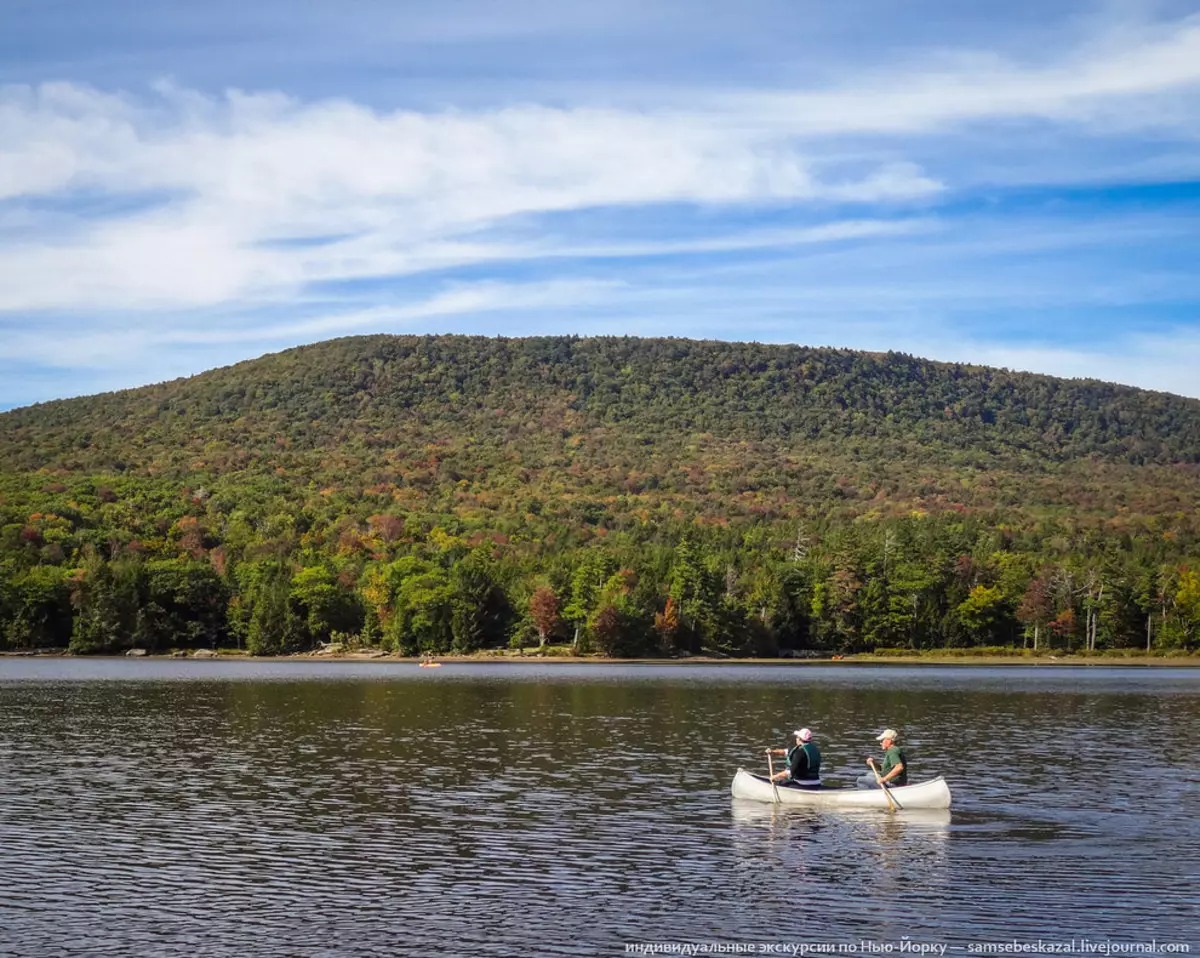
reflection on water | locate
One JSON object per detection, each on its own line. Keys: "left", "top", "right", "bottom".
{"left": 729, "top": 799, "right": 952, "bottom": 833}
{"left": 728, "top": 800, "right": 953, "bottom": 916}
{"left": 0, "top": 661, "right": 1196, "bottom": 956}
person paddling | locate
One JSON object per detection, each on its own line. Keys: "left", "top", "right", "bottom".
{"left": 769, "top": 728, "right": 822, "bottom": 787}
{"left": 867, "top": 728, "right": 908, "bottom": 787}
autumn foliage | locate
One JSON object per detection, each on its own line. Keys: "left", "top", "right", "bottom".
{"left": 0, "top": 334, "right": 1198, "bottom": 655}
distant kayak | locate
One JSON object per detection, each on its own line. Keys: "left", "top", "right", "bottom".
{"left": 419, "top": 661, "right": 442, "bottom": 668}
{"left": 731, "top": 768, "right": 952, "bottom": 809}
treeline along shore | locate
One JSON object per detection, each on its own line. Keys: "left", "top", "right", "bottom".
{"left": 1, "top": 335, "right": 1199, "bottom": 657}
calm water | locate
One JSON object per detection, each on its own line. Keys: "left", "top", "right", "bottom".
{"left": 0, "top": 661, "right": 1197, "bottom": 957}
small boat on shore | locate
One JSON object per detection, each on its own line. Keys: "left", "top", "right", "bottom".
{"left": 730, "top": 768, "right": 952, "bottom": 809}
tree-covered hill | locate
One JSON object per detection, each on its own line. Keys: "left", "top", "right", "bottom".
{"left": 5, "top": 335, "right": 1200, "bottom": 471}
{"left": 2, "top": 334, "right": 1199, "bottom": 657}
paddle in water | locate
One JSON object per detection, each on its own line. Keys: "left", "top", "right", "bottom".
{"left": 868, "top": 757, "right": 903, "bottom": 811}
{"left": 764, "top": 749, "right": 781, "bottom": 804}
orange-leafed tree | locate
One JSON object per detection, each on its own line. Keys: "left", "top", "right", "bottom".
{"left": 530, "top": 587, "right": 559, "bottom": 649}
{"left": 654, "top": 596, "right": 679, "bottom": 653}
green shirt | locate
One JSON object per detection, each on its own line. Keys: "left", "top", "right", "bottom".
{"left": 879, "top": 745, "right": 908, "bottom": 786}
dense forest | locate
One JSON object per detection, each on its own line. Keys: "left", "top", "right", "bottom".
{"left": 1, "top": 334, "right": 1199, "bottom": 657}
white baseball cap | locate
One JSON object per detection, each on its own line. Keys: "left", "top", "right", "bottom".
{"left": 794, "top": 728, "right": 813, "bottom": 742}
{"left": 876, "top": 728, "right": 899, "bottom": 742}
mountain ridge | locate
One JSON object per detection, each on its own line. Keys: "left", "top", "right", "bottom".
{"left": 8, "top": 333, "right": 1198, "bottom": 416}
{"left": 3, "top": 334, "right": 1199, "bottom": 472}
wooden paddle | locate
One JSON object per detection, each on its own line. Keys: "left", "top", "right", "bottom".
{"left": 765, "top": 748, "right": 782, "bottom": 805}
{"left": 868, "top": 758, "right": 903, "bottom": 812}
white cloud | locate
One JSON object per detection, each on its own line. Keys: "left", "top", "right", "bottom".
{"left": 165, "top": 278, "right": 623, "bottom": 345}
{"left": 3, "top": 11, "right": 1200, "bottom": 407}
{"left": 732, "top": 14, "right": 1200, "bottom": 134}
{"left": 2, "top": 15, "right": 1199, "bottom": 316}
{"left": 897, "top": 336, "right": 1200, "bottom": 400}
{"left": 0, "top": 83, "right": 946, "bottom": 312}
{"left": 0, "top": 277, "right": 620, "bottom": 368}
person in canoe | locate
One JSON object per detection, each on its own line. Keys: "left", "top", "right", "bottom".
{"left": 867, "top": 728, "right": 908, "bottom": 787}
{"left": 768, "top": 728, "right": 822, "bottom": 787}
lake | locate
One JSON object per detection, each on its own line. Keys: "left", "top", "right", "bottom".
{"left": 0, "top": 660, "right": 1197, "bottom": 957}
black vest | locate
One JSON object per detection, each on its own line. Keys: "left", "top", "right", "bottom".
{"left": 788, "top": 741, "right": 821, "bottom": 780}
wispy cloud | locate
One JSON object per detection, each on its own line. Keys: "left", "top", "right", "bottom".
{"left": 0, "top": 277, "right": 619, "bottom": 368}
{"left": 2, "top": 5, "right": 1200, "bottom": 406}
{"left": 732, "top": 14, "right": 1200, "bottom": 135}
{"left": 0, "top": 83, "right": 943, "bottom": 313}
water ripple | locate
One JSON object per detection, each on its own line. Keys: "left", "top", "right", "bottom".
{"left": 0, "top": 662, "right": 1197, "bottom": 956}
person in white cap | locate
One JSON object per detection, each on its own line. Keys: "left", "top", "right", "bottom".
{"left": 768, "top": 728, "right": 822, "bottom": 787}
{"left": 867, "top": 728, "right": 907, "bottom": 786}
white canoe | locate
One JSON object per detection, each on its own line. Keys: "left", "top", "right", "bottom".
{"left": 730, "top": 768, "right": 953, "bottom": 810}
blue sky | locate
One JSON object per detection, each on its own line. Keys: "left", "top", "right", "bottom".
{"left": 3, "top": 0, "right": 1200, "bottom": 407}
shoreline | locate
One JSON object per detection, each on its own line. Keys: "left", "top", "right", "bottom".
{"left": 2, "top": 650, "right": 1197, "bottom": 667}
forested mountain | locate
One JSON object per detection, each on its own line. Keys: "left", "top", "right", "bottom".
{"left": 2, "top": 334, "right": 1199, "bottom": 657}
